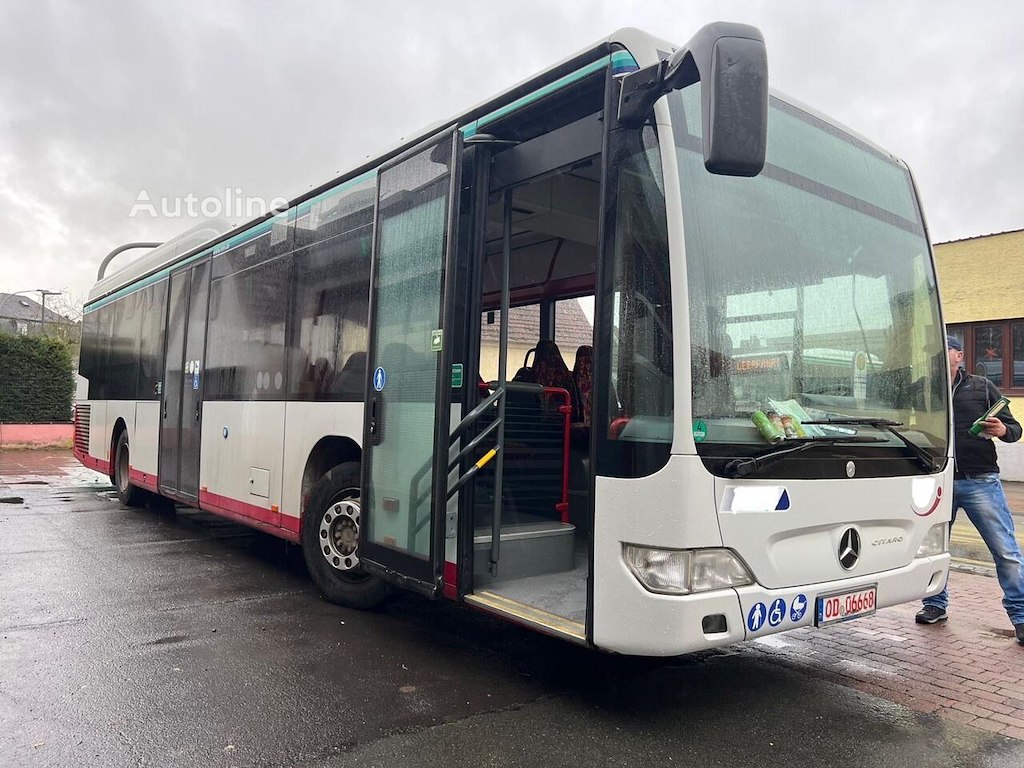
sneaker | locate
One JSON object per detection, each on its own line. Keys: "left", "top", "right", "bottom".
{"left": 1015, "top": 623, "right": 1024, "bottom": 646}
{"left": 915, "top": 605, "right": 948, "bottom": 624}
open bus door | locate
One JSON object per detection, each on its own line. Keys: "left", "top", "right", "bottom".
{"left": 358, "top": 127, "right": 462, "bottom": 596}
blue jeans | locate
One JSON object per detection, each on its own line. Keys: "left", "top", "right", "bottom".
{"left": 923, "top": 474, "right": 1024, "bottom": 625}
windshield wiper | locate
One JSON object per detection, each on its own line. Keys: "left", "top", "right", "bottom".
{"left": 723, "top": 435, "right": 885, "bottom": 478}
{"left": 802, "top": 418, "right": 941, "bottom": 473}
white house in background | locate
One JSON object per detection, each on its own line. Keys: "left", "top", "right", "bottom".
{"left": 479, "top": 299, "right": 593, "bottom": 382}
{"left": 0, "top": 292, "right": 68, "bottom": 337}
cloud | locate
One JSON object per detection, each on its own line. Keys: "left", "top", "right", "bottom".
{"left": 0, "top": 0, "right": 1022, "bottom": 302}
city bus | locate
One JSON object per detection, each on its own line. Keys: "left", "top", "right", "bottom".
{"left": 75, "top": 23, "right": 953, "bottom": 656}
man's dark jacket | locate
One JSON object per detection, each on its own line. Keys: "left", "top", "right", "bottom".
{"left": 951, "top": 369, "right": 1022, "bottom": 477}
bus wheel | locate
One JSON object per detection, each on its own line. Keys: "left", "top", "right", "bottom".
{"left": 301, "top": 462, "right": 387, "bottom": 609}
{"left": 114, "top": 431, "right": 145, "bottom": 507}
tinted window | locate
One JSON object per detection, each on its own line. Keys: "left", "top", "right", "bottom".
{"left": 87, "top": 304, "right": 115, "bottom": 399}
{"left": 137, "top": 281, "right": 167, "bottom": 400}
{"left": 595, "top": 125, "right": 673, "bottom": 478}
{"left": 211, "top": 209, "right": 293, "bottom": 279}
{"left": 289, "top": 227, "right": 371, "bottom": 400}
{"left": 80, "top": 308, "right": 99, "bottom": 390}
{"left": 109, "top": 292, "right": 143, "bottom": 399}
{"left": 294, "top": 176, "right": 375, "bottom": 249}
{"left": 206, "top": 255, "right": 291, "bottom": 400}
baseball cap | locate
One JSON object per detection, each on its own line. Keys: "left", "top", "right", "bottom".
{"left": 947, "top": 335, "right": 962, "bottom": 351}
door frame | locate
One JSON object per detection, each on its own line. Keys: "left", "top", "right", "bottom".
{"left": 358, "top": 125, "right": 463, "bottom": 596}
{"left": 158, "top": 260, "right": 210, "bottom": 502}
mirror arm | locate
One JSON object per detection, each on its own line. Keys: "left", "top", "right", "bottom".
{"left": 613, "top": 35, "right": 704, "bottom": 128}
{"left": 615, "top": 60, "right": 669, "bottom": 128}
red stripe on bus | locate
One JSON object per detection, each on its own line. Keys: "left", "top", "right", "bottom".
{"left": 281, "top": 514, "right": 301, "bottom": 536}
{"left": 77, "top": 451, "right": 111, "bottom": 475}
{"left": 128, "top": 468, "right": 159, "bottom": 492}
{"left": 443, "top": 560, "right": 458, "bottom": 600}
{"left": 198, "top": 489, "right": 299, "bottom": 543}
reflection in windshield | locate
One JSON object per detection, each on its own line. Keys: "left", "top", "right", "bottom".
{"left": 671, "top": 86, "right": 948, "bottom": 465}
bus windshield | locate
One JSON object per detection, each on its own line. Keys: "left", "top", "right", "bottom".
{"left": 672, "top": 86, "right": 948, "bottom": 468}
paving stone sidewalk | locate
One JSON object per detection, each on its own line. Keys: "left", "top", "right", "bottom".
{"left": 749, "top": 570, "right": 1024, "bottom": 739}
{"left": 751, "top": 481, "right": 1024, "bottom": 740}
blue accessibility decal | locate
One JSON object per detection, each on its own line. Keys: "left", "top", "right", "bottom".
{"left": 747, "top": 602, "right": 767, "bottom": 632}
{"left": 790, "top": 593, "right": 808, "bottom": 622}
{"left": 373, "top": 366, "right": 387, "bottom": 392}
{"left": 767, "top": 597, "right": 787, "bottom": 627}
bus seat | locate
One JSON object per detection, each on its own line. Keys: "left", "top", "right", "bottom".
{"left": 532, "top": 340, "right": 573, "bottom": 390}
{"left": 572, "top": 344, "right": 593, "bottom": 424}
{"left": 333, "top": 351, "right": 366, "bottom": 398}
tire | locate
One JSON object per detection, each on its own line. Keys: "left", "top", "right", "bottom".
{"left": 301, "top": 462, "right": 387, "bottom": 609}
{"left": 113, "top": 430, "right": 146, "bottom": 507}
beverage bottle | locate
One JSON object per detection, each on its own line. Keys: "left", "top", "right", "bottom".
{"left": 752, "top": 411, "right": 784, "bottom": 442}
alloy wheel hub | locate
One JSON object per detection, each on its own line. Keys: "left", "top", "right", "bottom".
{"left": 319, "top": 498, "right": 360, "bottom": 571}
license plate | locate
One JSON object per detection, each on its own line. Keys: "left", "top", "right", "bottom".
{"left": 815, "top": 585, "right": 877, "bottom": 626}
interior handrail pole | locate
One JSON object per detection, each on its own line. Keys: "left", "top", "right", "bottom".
{"left": 490, "top": 190, "right": 513, "bottom": 575}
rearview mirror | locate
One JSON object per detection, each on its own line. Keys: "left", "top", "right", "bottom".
{"left": 617, "top": 22, "right": 768, "bottom": 177}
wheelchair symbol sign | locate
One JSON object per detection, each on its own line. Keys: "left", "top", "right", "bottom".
{"left": 768, "top": 597, "right": 787, "bottom": 627}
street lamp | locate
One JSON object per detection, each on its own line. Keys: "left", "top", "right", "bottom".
{"left": 38, "top": 289, "right": 62, "bottom": 335}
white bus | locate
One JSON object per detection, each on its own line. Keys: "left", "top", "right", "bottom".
{"left": 75, "top": 23, "right": 952, "bottom": 656}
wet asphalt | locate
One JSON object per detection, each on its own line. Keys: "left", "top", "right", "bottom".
{"left": 2, "top": 455, "right": 1024, "bottom": 768}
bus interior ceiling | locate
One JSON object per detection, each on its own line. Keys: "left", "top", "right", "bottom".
{"left": 467, "top": 107, "right": 601, "bottom": 626}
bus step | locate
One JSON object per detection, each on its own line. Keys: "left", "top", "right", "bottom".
{"left": 473, "top": 521, "right": 575, "bottom": 580}
{"left": 465, "top": 590, "right": 586, "bottom": 644}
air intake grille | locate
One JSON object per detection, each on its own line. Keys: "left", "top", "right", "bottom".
{"left": 74, "top": 404, "right": 90, "bottom": 454}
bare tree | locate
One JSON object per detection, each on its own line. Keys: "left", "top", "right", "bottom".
{"left": 45, "top": 289, "right": 86, "bottom": 345}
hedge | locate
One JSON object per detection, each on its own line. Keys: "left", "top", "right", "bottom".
{"left": 0, "top": 332, "right": 75, "bottom": 423}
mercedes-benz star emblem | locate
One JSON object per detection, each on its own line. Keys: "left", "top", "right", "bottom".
{"left": 846, "top": 461, "right": 856, "bottom": 478}
{"left": 838, "top": 528, "right": 860, "bottom": 570}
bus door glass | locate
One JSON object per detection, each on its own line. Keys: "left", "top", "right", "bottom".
{"left": 359, "top": 127, "right": 461, "bottom": 592}
{"left": 159, "top": 261, "right": 210, "bottom": 500}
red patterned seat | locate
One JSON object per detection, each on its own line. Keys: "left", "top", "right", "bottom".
{"left": 572, "top": 345, "right": 593, "bottom": 425}
{"left": 531, "top": 340, "right": 576, "bottom": 418}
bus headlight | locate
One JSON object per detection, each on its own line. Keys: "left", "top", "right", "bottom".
{"left": 915, "top": 523, "right": 948, "bottom": 558}
{"left": 623, "top": 545, "right": 754, "bottom": 595}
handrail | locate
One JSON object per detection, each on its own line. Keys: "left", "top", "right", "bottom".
{"left": 448, "top": 418, "right": 500, "bottom": 475}
{"left": 540, "top": 386, "right": 573, "bottom": 524}
{"left": 409, "top": 385, "right": 505, "bottom": 533}
{"left": 96, "top": 242, "right": 163, "bottom": 280}
{"left": 451, "top": 386, "right": 503, "bottom": 441}
{"left": 413, "top": 390, "right": 505, "bottom": 511}
{"left": 408, "top": 379, "right": 574, "bottom": 542}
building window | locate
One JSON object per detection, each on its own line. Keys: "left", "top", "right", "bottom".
{"left": 948, "top": 319, "right": 1024, "bottom": 394}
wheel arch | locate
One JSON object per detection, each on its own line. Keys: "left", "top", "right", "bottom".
{"left": 300, "top": 436, "right": 362, "bottom": 527}
{"left": 110, "top": 417, "right": 130, "bottom": 472}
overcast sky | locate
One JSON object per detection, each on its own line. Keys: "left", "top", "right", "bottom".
{"left": 1, "top": 0, "right": 1022, "bottom": 308}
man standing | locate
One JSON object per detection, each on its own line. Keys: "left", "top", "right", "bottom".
{"left": 916, "top": 336, "right": 1024, "bottom": 645}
